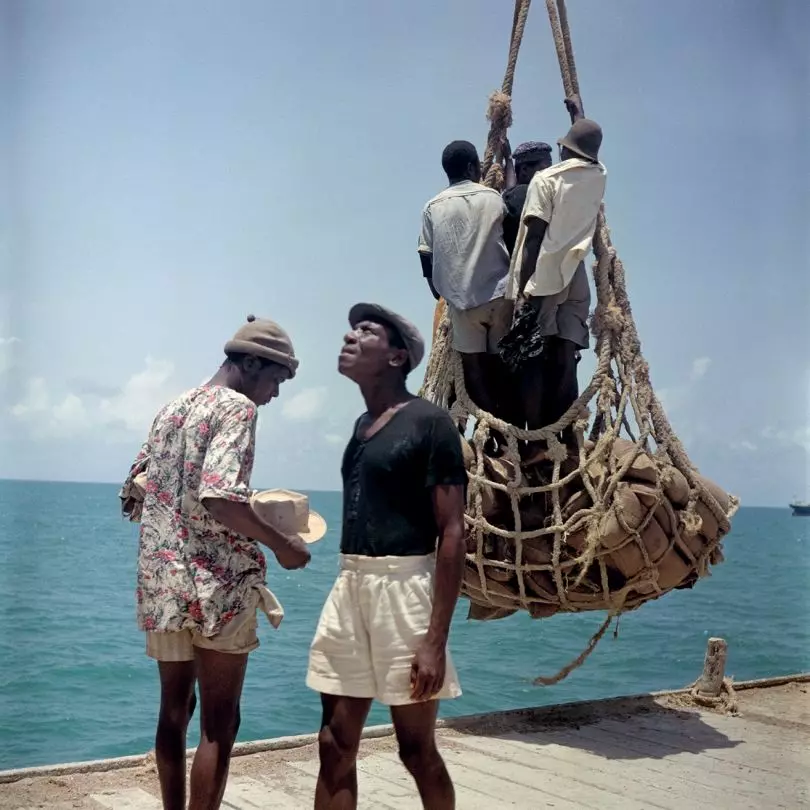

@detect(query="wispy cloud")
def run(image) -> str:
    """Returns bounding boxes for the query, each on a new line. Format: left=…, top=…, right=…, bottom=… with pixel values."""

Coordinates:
left=323, top=433, right=344, bottom=445
left=9, top=357, right=179, bottom=441
left=690, top=356, right=711, bottom=381
left=0, top=336, right=20, bottom=374
left=729, top=439, right=757, bottom=453
left=657, top=355, right=712, bottom=414
left=281, top=387, right=328, bottom=422
left=761, top=425, right=810, bottom=452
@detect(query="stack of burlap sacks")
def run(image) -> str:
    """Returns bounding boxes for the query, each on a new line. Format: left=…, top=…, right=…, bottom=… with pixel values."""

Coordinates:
left=459, top=436, right=733, bottom=621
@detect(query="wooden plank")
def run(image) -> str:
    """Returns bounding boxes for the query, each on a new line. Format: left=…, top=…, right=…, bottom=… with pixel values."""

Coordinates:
left=626, top=712, right=810, bottom=760
left=356, top=751, right=497, bottom=810
left=255, top=770, right=321, bottom=806
left=388, top=748, right=595, bottom=810
left=90, top=788, right=161, bottom=810
left=286, top=758, right=414, bottom=810
left=546, top=723, right=794, bottom=806
left=453, top=731, right=716, bottom=810
left=221, top=776, right=300, bottom=810
left=440, top=745, right=656, bottom=810
left=596, top=717, right=808, bottom=784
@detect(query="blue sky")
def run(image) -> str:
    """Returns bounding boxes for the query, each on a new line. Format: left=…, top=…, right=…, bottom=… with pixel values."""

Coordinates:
left=1, top=0, right=807, bottom=506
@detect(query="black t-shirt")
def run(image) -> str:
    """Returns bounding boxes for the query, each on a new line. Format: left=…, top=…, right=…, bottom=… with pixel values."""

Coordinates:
left=340, top=398, right=467, bottom=557
left=502, top=184, right=529, bottom=255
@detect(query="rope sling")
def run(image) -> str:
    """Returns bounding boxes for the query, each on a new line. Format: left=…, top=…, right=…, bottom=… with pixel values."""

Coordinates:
left=420, top=0, right=739, bottom=684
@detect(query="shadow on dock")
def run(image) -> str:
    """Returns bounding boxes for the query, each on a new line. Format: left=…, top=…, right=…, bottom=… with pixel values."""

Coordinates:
left=446, top=694, right=738, bottom=760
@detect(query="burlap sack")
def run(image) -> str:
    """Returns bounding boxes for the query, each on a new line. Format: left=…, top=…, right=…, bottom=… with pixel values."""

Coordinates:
left=468, top=603, right=518, bottom=621
left=521, top=536, right=554, bottom=566
left=463, top=566, right=519, bottom=607
left=598, top=483, right=647, bottom=549
left=611, top=438, right=657, bottom=485
left=528, top=601, right=559, bottom=618
left=524, top=568, right=557, bottom=601
left=692, top=473, right=731, bottom=541
left=662, top=465, right=690, bottom=506
left=480, top=456, right=519, bottom=521
left=656, top=546, right=693, bottom=589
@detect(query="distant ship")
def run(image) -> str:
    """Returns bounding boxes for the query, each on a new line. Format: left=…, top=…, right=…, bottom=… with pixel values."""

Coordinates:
left=789, top=501, right=810, bottom=516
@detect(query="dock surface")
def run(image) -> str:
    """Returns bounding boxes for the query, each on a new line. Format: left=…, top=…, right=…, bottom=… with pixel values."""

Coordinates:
left=1, top=678, right=808, bottom=809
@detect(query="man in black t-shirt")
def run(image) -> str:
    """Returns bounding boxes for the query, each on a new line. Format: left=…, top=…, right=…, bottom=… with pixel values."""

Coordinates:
left=502, top=141, right=553, bottom=255
left=307, top=303, right=467, bottom=810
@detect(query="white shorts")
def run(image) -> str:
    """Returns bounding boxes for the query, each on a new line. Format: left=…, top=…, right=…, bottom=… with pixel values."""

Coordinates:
left=306, top=554, right=462, bottom=706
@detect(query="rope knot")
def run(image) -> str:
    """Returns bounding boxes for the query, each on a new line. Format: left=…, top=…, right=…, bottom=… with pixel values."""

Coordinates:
left=486, top=90, right=513, bottom=131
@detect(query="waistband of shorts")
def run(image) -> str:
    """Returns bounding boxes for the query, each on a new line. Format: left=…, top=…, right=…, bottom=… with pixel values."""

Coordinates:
left=339, top=553, right=436, bottom=575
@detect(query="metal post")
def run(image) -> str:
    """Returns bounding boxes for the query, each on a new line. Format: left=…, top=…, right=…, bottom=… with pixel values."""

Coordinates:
left=697, top=637, right=728, bottom=696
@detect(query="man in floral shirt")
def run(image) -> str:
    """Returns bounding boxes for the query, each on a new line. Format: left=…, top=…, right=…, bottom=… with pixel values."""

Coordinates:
left=121, top=315, right=310, bottom=810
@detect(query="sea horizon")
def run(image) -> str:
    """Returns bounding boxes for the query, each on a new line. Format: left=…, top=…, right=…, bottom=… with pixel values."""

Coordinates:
left=0, top=476, right=793, bottom=510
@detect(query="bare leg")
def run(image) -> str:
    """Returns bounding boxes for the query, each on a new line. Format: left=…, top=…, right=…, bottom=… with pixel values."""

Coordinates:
left=520, top=353, right=548, bottom=463
left=315, top=694, right=373, bottom=810
left=540, top=337, right=579, bottom=447
left=489, top=356, right=524, bottom=429
left=188, top=648, right=248, bottom=810
left=391, top=701, right=454, bottom=810
left=156, top=661, right=197, bottom=810
left=460, top=353, right=498, bottom=416
left=461, top=353, right=510, bottom=454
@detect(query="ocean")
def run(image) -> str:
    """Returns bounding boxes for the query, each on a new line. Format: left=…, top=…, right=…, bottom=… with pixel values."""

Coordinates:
left=0, top=479, right=808, bottom=770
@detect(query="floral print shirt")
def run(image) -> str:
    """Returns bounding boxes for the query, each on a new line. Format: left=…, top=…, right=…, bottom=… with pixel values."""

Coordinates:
left=123, top=385, right=265, bottom=637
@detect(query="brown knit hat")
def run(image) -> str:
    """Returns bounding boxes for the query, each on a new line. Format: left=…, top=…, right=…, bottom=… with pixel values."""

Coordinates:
left=224, top=315, right=299, bottom=377
left=558, top=118, right=603, bottom=162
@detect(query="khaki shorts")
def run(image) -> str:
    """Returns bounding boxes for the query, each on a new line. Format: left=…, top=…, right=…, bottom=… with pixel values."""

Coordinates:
left=306, top=554, right=462, bottom=706
left=450, top=298, right=513, bottom=354
left=146, top=588, right=273, bottom=662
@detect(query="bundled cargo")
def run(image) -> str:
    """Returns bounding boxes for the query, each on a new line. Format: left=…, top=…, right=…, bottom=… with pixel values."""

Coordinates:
left=458, top=435, right=735, bottom=622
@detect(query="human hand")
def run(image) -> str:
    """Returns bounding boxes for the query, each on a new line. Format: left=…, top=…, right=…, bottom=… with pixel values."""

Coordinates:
left=273, top=533, right=311, bottom=570
left=410, top=640, right=446, bottom=702
left=564, top=95, right=584, bottom=122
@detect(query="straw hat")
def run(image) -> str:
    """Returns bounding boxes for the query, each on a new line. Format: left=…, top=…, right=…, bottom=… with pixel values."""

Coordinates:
left=249, top=489, right=327, bottom=544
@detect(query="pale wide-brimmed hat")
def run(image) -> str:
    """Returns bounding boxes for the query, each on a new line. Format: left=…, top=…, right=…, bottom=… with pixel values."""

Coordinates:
left=249, top=489, right=327, bottom=544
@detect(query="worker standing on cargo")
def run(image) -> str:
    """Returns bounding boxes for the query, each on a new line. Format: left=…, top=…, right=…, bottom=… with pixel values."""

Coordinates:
left=502, top=140, right=553, bottom=255
left=503, top=97, right=606, bottom=463
left=119, top=316, right=310, bottom=810
left=307, top=303, right=467, bottom=810
left=417, top=141, right=516, bottom=445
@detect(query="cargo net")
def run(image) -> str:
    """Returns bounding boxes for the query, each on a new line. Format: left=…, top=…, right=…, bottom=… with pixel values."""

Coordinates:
left=419, top=0, right=739, bottom=683
left=420, top=208, right=739, bottom=682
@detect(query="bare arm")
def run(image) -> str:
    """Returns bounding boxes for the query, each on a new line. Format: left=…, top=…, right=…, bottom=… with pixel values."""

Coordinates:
left=517, top=217, right=549, bottom=297
left=419, top=252, right=441, bottom=301
left=411, top=482, right=466, bottom=701
left=203, top=497, right=310, bottom=570
left=425, top=483, right=466, bottom=647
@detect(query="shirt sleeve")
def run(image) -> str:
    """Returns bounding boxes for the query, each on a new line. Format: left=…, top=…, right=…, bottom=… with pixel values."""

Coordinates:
left=417, top=204, right=433, bottom=254
left=198, top=397, right=258, bottom=504
left=425, top=413, right=468, bottom=488
left=522, top=173, right=554, bottom=225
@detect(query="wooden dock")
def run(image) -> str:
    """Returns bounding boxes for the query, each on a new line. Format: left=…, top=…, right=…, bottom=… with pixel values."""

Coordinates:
left=1, top=675, right=807, bottom=809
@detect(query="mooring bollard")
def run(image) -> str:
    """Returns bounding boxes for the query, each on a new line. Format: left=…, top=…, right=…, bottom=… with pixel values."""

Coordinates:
left=697, top=637, right=728, bottom=696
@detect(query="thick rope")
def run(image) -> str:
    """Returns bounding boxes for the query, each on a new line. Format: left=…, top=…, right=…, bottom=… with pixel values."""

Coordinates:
left=420, top=0, right=739, bottom=686
left=481, top=0, right=532, bottom=191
